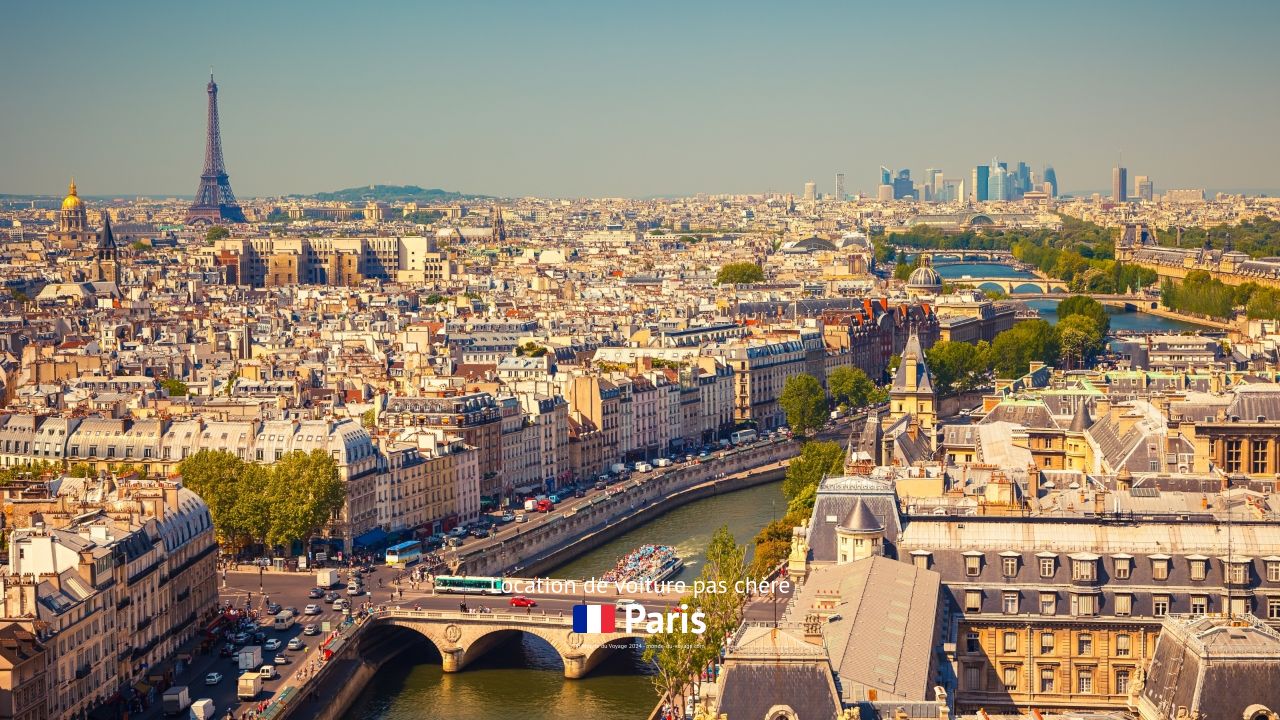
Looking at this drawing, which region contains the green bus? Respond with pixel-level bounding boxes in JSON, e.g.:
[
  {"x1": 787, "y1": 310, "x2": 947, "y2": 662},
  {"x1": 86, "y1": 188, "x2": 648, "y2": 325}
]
[{"x1": 434, "y1": 576, "x2": 507, "y2": 595}]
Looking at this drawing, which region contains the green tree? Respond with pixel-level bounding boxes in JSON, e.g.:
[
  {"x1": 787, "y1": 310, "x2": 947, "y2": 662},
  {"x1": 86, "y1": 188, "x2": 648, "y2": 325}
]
[
  {"x1": 781, "y1": 441, "x2": 845, "y2": 513},
  {"x1": 778, "y1": 374, "x2": 828, "y2": 435},
  {"x1": 160, "y1": 378, "x2": 189, "y2": 396},
  {"x1": 178, "y1": 450, "x2": 251, "y2": 547},
  {"x1": 205, "y1": 226, "x2": 230, "y2": 243},
  {"x1": 714, "y1": 262, "x2": 764, "y2": 285},
  {"x1": 264, "y1": 450, "x2": 345, "y2": 548},
  {"x1": 1057, "y1": 314, "x2": 1105, "y2": 369},
  {"x1": 361, "y1": 409, "x2": 376, "y2": 429},
  {"x1": 990, "y1": 320, "x2": 1060, "y2": 378},
  {"x1": 827, "y1": 367, "x2": 876, "y2": 409},
  {"x1": 749, "y1": 510, "x2": 807, "y2": 578},
  {"x1": 69, "y1": 463, "x2": 95, "y2": 478},
  {"x1": 1057, "y1": 295, "x2": 1111, "y2": 336},
  {"x1": 698, "y1": 526, "x2": 749, "y2": 644},
  {"x1": 643, "y1": 597, "x2": 705, "y2": 717},
  {"x1": 425, "y1": 293, "x2": 444, "y2": 305}
]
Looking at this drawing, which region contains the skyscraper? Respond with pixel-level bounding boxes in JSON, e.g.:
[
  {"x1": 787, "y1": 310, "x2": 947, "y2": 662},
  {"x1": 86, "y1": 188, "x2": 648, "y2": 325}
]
[
  {"x1": 988, "y1": 164, "x2": 1008, "y2": 202},
  {"x1": 880, "y1": 166, "x2": 892, "y2": 186},
  {"x1": 892, "y1": 169, "x2": 914, "y2": 200},
  {"x1": 834, "y1": 173, "x2": 845, "y2": 201},
  {"x1": 1043, "y1": 165, "x2": 1058, "y2": 197},
  {"x1": 1135, "y1": 175, "x2": 1153, "y2": 201},
  {"x1": 1016, "y1": 161, "x2": 1031, "y2": 196},
  {"x1": 1112, "y1": 166, "x2": 1128, "y2": 202},
  {"x1": 972, "y1": 165, "x2": 990, "y2": 202},
  {"x1": 803, "y1": 181, "x2": 817, "y2": 203}
]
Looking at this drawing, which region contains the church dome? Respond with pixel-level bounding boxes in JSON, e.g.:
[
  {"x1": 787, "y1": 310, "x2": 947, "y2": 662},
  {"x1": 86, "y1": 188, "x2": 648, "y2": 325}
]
[
  {"x1": 61, "y1": 180, "x2": 83, "y2": 210},
  {"x1": 907, "y1": 263, "x2": 942, "y2": 289}
]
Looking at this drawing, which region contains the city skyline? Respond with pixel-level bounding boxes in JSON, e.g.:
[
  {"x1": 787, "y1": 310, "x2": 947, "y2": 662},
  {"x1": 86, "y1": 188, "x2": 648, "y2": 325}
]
[{"x1": 3, "y1": 0, "x2": 1280, "y2": 199}]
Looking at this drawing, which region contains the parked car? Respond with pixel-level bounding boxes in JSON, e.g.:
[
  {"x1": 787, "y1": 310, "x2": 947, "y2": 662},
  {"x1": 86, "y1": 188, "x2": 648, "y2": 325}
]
[
  {"x1": 509, "y1": 596, "x2": 537, "y2": 608},
  {"x1": 205, "y1": 672, "x2": 223, "y2": 686}
]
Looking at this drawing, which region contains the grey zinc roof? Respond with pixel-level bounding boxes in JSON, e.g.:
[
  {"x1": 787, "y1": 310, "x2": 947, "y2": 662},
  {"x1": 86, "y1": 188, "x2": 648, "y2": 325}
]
[
  {"x1": 807, "y1": 476, "x2": 901, "y2": 563},
  {"x1": 890, "y1": 332, "x2": 933, "y2": 395},
  {"x1": 840, "y1": 498, "x2": 883, "y2": 532}
]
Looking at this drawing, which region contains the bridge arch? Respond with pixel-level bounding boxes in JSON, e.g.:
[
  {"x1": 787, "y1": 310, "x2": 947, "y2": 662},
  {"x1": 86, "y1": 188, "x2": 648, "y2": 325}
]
[
  {"x1": 1012, "y1": 282, "x2": 1047, "y2": 294},
  {"x1": 579, "y1": 634, "x2": 647, "y2": 673},
  {"x1": 978, "y1": 281, "x2": 1009, "y2": 294}
]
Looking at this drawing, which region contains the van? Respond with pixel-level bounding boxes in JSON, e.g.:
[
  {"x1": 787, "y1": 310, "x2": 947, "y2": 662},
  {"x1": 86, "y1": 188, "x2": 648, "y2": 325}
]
[
  {"x1": 346, "y1": 581, "x2": 363, "y2": 596},
  {"x1": 272, "y1": 611, "x2": 294, "y2": 631}
]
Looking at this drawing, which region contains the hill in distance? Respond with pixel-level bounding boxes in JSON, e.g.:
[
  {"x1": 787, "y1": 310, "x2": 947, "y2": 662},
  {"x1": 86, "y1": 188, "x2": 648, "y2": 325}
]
[{"x1": 300, "y1": 185, "x2": 490, "y2": 203}]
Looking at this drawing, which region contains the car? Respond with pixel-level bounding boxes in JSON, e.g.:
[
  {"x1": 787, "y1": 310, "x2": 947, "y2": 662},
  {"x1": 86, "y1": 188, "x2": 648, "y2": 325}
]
[
  {"x1": 284, "y1": 607, "x2": 299, "y2": 617},
  {"x1": 500, "y1": 512, "x2": 515, "y2": 523},
  {"x1": 287, "y1": 638, "x2": 304, "y2": 651},
  {"x1": 228, "y1": 632, "x2": 249, "y2": 644},
  {"x1": 266, "y1": 602, "x2": 282, "y2": 614},
  {"x1": 303, "y1": 624, "x2": 319, "y2": 636},
  {"x1": 219, "y1": 644, "x2": 236, "y2": 658},
  {"x1": 304, "y1": 604, "x2": 321, "y2": 615},
  {"x1": 594, "y1": 481, "x2": 607, "y2": 491},
  {"x1": 252, "y1": 631, "x2": 266, "y2": 644},
  {"x1": 514, "y1": 514, "x2": 527, "y2": 524},
  {"x1": 274, "y1": 655, "x2": 288, "y2": 665},
  {"x1": 574, "y1": 489, "x2": 585, "y2": 498},
  {"x1": 259, "y1": 665, "x2": 276, "y2": 680},
  {"x1": 469, "y1": 527, "x2": 489, "y2": 538},
  {"x1": 323, "y1": 592, "x2": 338, "y2": 604},
  {"x1": 307, "y1": 588, "x2": 324, "y2": 599},
  {"x1": 334, "y1": 599, "x2": 349, "y2": 611},
  {"x1": 205, "y1": 672, "x2": 223, "y2": 686},
  {"x1": 509, "y1": 595, "x2": 537, "y2": 608},
  {"x1": 263, "y1": 639, "x2": 282, "y2": 651}
]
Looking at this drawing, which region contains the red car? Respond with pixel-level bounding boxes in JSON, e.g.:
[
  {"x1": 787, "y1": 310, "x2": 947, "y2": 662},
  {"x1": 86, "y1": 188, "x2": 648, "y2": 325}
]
[{"x1": 509, "y1": 596, "x2": 537, "y2": 608}]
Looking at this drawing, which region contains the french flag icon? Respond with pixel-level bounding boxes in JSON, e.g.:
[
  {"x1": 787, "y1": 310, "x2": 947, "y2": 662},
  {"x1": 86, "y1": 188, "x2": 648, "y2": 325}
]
[{"x1": 572, "y1": 603, "x2": 616, "y2": 633}]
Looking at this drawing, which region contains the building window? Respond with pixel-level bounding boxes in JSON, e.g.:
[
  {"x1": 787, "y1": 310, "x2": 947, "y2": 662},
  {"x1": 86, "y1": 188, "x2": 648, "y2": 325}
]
[
  {"x1": 966, "y1": 632, "x2": 980, "y2": 653},
  {"x1": 1116, "y1": 634, "x2": 1132, "y2": 657},
  {"x1": 1002, "y1": 557, "x2": 1019, "y2": 578},
  {"x1": 1152, "y1": 559, "x2": 1169, "y2": 581},
  {"x1": 1071, "y1": 594, "x2": 1096, "y2": 617},
  {"x1": 1267, "y1": 561, "x2": 1280, "y2": 583},
  {"x1": 1115, "y1": 594, "x2": 1133, "y2": 616},
  {"x1": 1267, "y1": 597, "x2": 1280, "y2": 619},
  {"x1": 1039, "y1": 667, "x2": 1055, "y2": 693},
  {"x1": 965, "y1": 590, "x2": 982, "y2": 613},
  {"x1": 1039, "y1": 557, "x2": 1055, "y2": 578},
  {"x1": 1114, "y1": 558, "x2": 1131, "y2": 579},
  {"x1": 964, "y1": 665, "x2": 981, "y2": 690},
  {"x1": 1078, "y1": 668, "x2": 1094, "y2": 694},
  {"x1": 1252, "y1": 440, "x2": 1269, "y2": 474},
  {"x1": 1040, "y1": 632, "x2": 1055, "y2": 655},
  {"x1": 1226, "y1": 439, "x2": 1243, "y2": 472},
  {"x1": 1040, "y1": 592, "x2": 1057, "y2": 616},
  {"x1": 1231, "y1": 596, "x2": 1249, "y2": 616},
  {"x1": 1072, "y1": 559, "x2": 1096, "y2": 581},
  {"x1": 1228, "y1": 562, "x2": 1249, "y2": 584},
  {"x1": 1190, "y1": 559, "x2": 1208, "y2": 581},
  {"x1": 1190, "y1": 596, "x2": 1208, "y2": 614},
  {"x1": 1078, "y1": 633, "x2": 1093, "y2": 655},
  {"x1": 1116, "y1": 669, "x2": 1131, "y2": 694},
  {"x1": 1003, "y1": 592, "x2": 1020, "y2": 615},
  {"x1": 1154, "y1": 596, "x2": 1170, "y2": 617},
  {"x1": 1003, "y1": 631, "x2": 1018, "y2": 652},
  {"x1": 965, "y1": 555, "x2": 982, "y2": 577},
  {"x1": 1003, "y1": 665, "x2": 1020, "y2": 691}
]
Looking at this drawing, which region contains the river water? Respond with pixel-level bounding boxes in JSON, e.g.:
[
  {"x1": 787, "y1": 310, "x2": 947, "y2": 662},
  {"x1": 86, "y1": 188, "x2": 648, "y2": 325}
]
[{"x1": 343, "y1": 480, "x2": 785, "y2": 720}]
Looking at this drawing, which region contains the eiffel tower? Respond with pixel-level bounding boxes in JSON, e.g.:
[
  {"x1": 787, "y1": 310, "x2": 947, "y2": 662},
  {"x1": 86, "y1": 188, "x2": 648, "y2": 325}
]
[{"x1": 185, "y1": 73, "x2": 246, "y2": 224}]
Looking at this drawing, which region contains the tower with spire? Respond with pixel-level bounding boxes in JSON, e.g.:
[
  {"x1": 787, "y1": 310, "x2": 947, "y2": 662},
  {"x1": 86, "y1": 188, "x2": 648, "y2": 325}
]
[
  {"x1": 490, "y1": 204, "x2": 507, "y2": 244},
  {"x1": 92, "y1": 210, "x2": 119, "y2": 285},
  {"x1": 887, "y1": 329, "x2": 937, "y2": 433},
  {"x1": 185, "y1": 73, "x2": 246, "y2": 225}
]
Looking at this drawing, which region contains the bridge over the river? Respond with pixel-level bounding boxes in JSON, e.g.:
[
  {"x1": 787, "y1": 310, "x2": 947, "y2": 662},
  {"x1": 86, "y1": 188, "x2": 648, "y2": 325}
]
[
  {"x1": 947, "y1": 277, "x2": 1071, "y2": 294},
  {"x1": 1012, "y1": 292, "x2": 1156, "y2": 309},
  {"x1": 366, "y1": 606, "x2": 660, "y2": 678},
  {"x1": 891, "y1": 248, "x2": 1014, "y2": 263}
]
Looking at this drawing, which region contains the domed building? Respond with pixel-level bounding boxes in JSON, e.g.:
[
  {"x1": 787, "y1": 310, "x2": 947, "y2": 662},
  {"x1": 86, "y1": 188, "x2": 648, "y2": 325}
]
[
  {"x1": 48, "y1": 179, "x2": 98, "y2": 250},
  {"x1": 905, "y1": 254, "x2": 942, "y2": 297}
]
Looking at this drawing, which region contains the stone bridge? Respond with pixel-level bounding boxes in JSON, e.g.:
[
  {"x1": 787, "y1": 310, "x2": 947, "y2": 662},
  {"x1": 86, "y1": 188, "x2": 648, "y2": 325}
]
[
  {"x1": 949, "y1": 277, "x2": 1070, "y2": 294},
  {"x1": 364, "y1": 608, "x2": 653, "y2": 678},
  {"x1": 891, "y1": 248, "x2": 1014, "y2": 263}
]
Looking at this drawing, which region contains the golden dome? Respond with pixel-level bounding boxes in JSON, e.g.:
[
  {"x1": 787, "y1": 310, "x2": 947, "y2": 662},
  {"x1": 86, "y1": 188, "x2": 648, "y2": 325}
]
[{"x1": 61, "y1": 179, "x2": 83, "y2": 210}]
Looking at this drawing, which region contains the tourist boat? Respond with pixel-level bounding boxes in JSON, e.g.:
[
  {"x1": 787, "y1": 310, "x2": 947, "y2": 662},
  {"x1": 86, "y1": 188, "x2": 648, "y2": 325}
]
[{"x1": 601, "y1": 544, "x2": 683, "y2": 585}]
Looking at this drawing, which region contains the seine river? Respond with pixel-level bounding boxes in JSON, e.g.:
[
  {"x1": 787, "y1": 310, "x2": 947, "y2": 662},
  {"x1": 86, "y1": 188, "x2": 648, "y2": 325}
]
[{"x1": 343, "y1": 480, "x2": 785, "y2": 720}]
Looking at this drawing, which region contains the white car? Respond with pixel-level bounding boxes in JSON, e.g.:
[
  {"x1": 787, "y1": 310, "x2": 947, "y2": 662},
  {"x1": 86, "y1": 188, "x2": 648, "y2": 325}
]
[
  {"x1": 258, "y1": 665, "x2": 275, "y2": 680},
  {"x1": 205, "y1": 672, "x2": 222, "y2": 686},
  {"x1": 274, "y1": 655, "x2": 288, "y2": 665},
  {"x1": 287, "y1": 638, "x2": 303, "y2": 651},
  {"x1": 304, "y1": 604, "x2": 321, "y2": 615},
  {"x1": 263, "y1": 639, "x2": 281, "y2": 651},
  {"x1": 303, "y1": 624, "x2": 319, "y2": 636}
]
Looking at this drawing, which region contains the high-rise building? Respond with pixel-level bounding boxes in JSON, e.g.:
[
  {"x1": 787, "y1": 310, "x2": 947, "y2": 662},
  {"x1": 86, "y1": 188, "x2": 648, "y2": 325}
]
[
  {"x1": 971, "y1": 165, "x2": 990, "y2": 202},
  {"x1": 988, "y1": 164, "x2": 1008, "y2": 202},
  {"x1": 880, "y1": 166, "x2": 892, "y2": 186},
  {"x1": 1043, "y1": 165, "x2": 1058, "y2": 197},
  {"x1": 1112, "y1": 166, "x2": 1128, "y2": 202},
  {"x1": 834, "y1": 173, "x2": 845, "y2": 201},
  {"x1": 876, "y1": 184, "x2": 894, "y2": 202},
  {"x1": 1135, "y1": 175, "x2": 1153, "y2": 201},
  {"x1": 930, "y1": 171, "x2": 945, "y2": 201},
  {"x1": 892, "y1": 169, "x2": 914, "y2": 200},
  {"x1": 803, "y1": 181, "x2": 817, "y2": 203},
  {"x1": 1015, "y1": 161, "x2": 1031, "y2": 196}
]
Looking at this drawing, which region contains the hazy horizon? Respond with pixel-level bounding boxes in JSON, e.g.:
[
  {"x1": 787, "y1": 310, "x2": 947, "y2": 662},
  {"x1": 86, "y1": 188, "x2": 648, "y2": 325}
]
[{"x1": 3, "y1": 0, "x2": 1279, "y2": 199}]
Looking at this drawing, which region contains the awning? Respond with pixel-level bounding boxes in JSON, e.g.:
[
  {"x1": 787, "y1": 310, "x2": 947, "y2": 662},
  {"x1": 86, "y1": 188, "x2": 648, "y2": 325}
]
[{"x1": 353, "y1": 527, "x2": 387, "y2": 547}]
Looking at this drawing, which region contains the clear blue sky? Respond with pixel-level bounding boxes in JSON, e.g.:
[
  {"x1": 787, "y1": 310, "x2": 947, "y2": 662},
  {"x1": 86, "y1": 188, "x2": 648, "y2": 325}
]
[{"x1": 3, "y1": 0, "x2": 1278, "y2": 199}]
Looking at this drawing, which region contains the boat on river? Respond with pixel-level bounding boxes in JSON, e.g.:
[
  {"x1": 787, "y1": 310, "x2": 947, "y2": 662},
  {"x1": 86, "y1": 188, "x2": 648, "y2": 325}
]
[{"x1": 601, "y1": 544, "x2": 683, "y2": 584}]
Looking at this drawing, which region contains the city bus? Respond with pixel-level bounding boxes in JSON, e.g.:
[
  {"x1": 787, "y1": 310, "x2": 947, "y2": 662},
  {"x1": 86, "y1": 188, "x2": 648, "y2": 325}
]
[
  {"x1": 433, "y1": 576, "x2": 507, "y2": 595},
  {"x1": 385, "y1": 540, "x2": 423, "y2": 567},
  {"x1": 730, "y1": 429, "x2": 758, "y2": 445}
]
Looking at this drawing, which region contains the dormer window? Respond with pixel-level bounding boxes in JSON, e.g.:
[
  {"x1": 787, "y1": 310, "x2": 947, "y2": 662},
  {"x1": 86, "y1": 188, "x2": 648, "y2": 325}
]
[
  {"x1": 963, "y1": 551, "x2": 983, "y2": 577},
  {"x1": 1001, "y1": 553, "x2": 1019, "y2": 578},
  {"x1": 1070, "y1": 553, "x2": 1098, "y2": 581},
  {"x1": 1151, "y1": 555, "x2": 1171, "y2": 581},
  {"x1": 1189, "y1": 555, "x2": 1209, "y2": 581}
]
